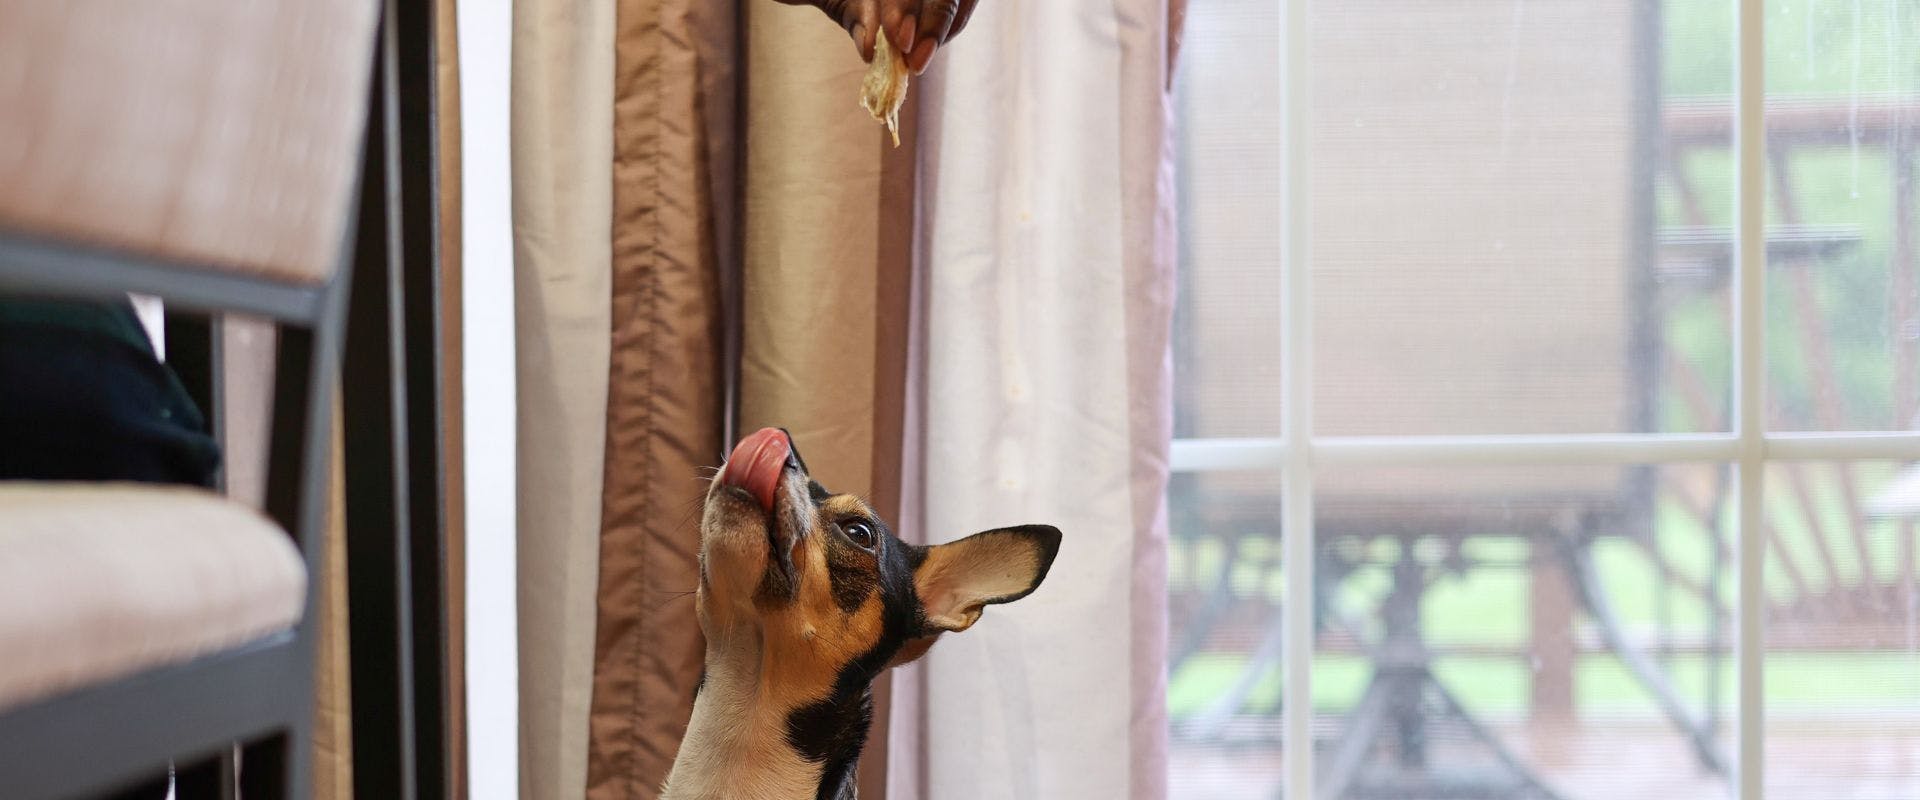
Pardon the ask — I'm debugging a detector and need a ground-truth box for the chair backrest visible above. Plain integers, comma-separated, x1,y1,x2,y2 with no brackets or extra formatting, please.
0,0,380,292
0,0,381,568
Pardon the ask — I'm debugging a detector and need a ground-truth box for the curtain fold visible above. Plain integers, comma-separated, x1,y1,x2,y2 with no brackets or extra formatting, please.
511,0,615,796
583,2,737,798
433,0,467,791
892,1,1179,797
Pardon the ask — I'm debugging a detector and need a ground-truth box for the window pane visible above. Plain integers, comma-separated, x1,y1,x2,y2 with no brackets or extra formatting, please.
1172,0,1283,440
1168,470,1285,799
1763,1,1920,432
1311,0,1734,435
1765,460,1920,798
1313,464,1734,799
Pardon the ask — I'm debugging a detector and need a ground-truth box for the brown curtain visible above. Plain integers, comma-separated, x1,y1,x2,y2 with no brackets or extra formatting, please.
582,2,738,798
315,401,354,800
434,0,467,792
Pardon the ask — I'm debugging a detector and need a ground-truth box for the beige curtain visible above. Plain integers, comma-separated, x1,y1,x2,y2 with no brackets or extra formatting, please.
890,2,1182,798
511,0,614,796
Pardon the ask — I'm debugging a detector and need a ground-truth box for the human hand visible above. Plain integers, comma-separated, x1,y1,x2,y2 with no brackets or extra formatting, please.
776,0,980,73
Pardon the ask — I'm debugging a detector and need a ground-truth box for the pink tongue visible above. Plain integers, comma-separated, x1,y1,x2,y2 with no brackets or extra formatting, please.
719,427,790,511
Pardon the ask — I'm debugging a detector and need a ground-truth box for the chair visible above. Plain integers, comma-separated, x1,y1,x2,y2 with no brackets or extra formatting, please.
0,1,379,797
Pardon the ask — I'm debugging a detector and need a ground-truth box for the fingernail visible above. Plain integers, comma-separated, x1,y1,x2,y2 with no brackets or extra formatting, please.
898,16,918,52
910,39,937,74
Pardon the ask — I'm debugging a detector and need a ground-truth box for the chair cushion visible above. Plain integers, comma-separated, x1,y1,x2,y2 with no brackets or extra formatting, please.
0,484,306,711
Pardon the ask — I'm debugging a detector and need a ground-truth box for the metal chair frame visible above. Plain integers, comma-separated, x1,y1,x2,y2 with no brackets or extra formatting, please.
0,83,368,800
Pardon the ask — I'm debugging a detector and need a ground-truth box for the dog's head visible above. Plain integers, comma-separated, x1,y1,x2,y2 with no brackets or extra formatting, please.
698,427,1060,698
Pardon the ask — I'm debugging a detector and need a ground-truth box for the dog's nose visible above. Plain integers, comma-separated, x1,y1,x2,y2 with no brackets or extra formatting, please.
718,427,791,511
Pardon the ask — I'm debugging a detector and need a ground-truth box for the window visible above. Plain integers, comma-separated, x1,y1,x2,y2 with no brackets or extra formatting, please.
1167,1,1920,798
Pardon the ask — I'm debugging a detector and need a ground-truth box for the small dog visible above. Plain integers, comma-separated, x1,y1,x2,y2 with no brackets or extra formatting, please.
659,428,1060,800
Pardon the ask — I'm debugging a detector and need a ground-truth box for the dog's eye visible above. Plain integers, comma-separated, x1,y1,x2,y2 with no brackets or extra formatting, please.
841,520,877,549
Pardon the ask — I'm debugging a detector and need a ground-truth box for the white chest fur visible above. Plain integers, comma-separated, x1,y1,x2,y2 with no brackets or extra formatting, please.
659,651,827,800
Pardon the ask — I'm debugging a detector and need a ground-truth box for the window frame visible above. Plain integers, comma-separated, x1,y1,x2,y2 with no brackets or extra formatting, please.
1168,2,1920,798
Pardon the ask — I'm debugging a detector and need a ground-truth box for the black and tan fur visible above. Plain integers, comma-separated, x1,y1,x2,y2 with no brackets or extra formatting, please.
661,430,1060,800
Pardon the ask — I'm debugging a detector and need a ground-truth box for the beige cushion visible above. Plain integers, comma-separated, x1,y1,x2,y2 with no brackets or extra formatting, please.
0,484,307,711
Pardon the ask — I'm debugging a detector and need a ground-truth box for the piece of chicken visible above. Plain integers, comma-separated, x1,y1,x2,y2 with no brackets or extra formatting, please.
859,34,910,147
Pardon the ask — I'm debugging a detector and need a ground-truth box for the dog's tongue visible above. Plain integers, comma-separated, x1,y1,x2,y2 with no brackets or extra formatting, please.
719,427,790,511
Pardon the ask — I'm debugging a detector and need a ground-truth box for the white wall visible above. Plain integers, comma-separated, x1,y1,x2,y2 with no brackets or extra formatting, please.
459,0,518,796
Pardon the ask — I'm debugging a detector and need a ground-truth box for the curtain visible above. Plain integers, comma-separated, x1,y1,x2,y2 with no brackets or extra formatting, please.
582,1,735,798
433,0,467,790
890,1,1180,798
506,2,1180,798
316,404,354,799
508,0,741,796
511,0,614,796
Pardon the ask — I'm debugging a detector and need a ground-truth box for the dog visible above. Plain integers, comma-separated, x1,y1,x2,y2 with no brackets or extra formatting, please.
659,427,1061,800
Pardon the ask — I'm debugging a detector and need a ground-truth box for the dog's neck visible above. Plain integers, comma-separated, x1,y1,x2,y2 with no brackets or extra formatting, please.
661,634,873,800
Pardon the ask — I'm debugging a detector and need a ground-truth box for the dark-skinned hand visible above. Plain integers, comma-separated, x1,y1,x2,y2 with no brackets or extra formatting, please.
775,0,980,73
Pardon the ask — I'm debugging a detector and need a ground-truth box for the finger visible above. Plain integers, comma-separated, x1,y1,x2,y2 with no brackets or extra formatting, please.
917,0,961,46
907,38,938,74
908,0,960,73
947,0,979,41
810,0,852,22
880,1,913,55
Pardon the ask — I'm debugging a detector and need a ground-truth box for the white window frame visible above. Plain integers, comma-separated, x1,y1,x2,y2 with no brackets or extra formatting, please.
1168,3,1920,798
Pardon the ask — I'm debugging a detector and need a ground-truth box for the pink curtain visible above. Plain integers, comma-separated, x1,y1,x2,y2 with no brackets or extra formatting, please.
890,1,1180,797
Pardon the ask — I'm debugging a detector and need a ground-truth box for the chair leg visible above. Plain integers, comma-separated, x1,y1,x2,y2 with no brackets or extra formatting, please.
98,772,173,800
240,721,313,800
238,734,288,800
174,754,228,799
285,721,313,800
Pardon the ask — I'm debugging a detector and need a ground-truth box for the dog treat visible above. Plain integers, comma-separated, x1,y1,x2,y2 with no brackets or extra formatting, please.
860,34,909,147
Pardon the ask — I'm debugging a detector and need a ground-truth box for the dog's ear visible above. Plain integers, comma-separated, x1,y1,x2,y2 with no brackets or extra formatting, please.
910,525,1061,634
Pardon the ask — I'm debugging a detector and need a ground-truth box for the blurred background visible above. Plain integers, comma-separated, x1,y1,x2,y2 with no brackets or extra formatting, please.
1170,1,1920,797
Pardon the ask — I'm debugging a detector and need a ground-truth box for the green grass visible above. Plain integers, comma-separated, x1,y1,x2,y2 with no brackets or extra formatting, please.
1170,651,1920,719
1168,472,1920,721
